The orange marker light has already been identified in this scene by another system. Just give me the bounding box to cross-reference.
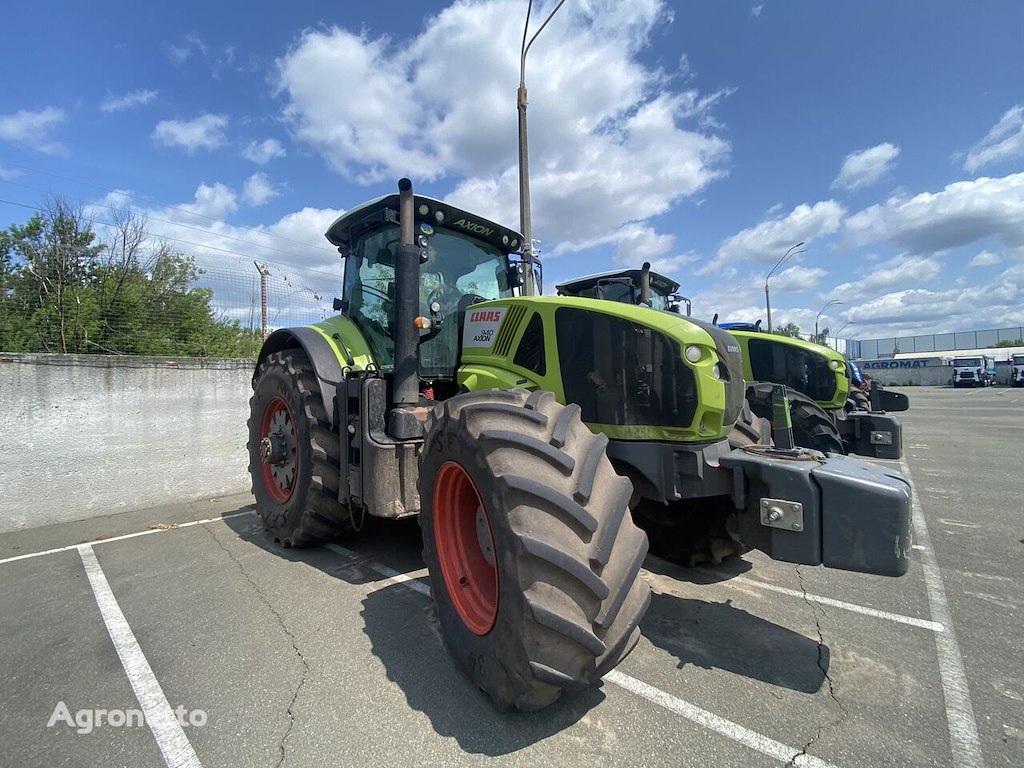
[414,316,432,329]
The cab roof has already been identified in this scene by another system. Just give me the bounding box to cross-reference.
[555,268,680,296]
[325,193,524,255]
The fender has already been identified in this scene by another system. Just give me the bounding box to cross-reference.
[255,327,348,430]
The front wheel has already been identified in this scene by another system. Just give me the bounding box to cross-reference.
[247,350,356,546]
[419,389,651,711]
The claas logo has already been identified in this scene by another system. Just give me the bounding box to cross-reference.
[469,310,503,323]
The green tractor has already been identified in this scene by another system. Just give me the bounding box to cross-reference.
[556,264,908,459]
[248,180,912,712]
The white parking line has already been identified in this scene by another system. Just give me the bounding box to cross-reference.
[604,671,839,768]
[323,542,840,767]
[715,575,945,633]
[79,545,202,768]
[0,510,257,566]
[899,458,985,768]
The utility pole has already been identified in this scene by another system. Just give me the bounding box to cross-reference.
[517,0,566,296]
[815,299,843,343]
[254,261,271,340]
[765,242,805,332]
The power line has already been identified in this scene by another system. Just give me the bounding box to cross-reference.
[0,195,342,282]
[0,176,338,266]
[0,160,341,255]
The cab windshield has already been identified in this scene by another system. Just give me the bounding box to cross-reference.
[954,357,981,367]
[342,223,513,375]
[573,279,673,311]
[1012,355,1024,365]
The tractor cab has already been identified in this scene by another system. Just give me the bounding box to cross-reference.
[326,194,525,388]
[556,266,688,313]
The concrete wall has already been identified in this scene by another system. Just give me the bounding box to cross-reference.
[858,358,1015,386]
[0,354,254,534]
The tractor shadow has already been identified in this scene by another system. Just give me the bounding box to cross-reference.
[639,555,828,694]
[222,512,602,755]
[643,551,755,584]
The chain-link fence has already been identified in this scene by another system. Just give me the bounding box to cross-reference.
[0,252,344,359]
[855,326,1024,359]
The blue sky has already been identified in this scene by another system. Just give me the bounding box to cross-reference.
[2,0,1023,340]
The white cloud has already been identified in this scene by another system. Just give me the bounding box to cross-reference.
[751,5,764,17]
[831,254,942,300]
[964,105,1024,174]
[88,186,342,273]
[831,143,900,191]
[709,200,845,271]
[846,263,1024,335]
[844,172,1024,253]
[164,43,192,66]
[769,265,827,292]
[99,89,158,113]
[968,250,1001,268]
[277,0,730,251]
[0,106,67,154]
[168,182,239,220]
[0,163,22,181]
[241,138,286,164]
[242,173,278,207]
[152,113,229,153]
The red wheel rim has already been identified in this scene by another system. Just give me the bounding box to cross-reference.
[433,461,498,635]
[259,396,298,503]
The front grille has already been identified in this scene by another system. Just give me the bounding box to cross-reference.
[554,308,698,428]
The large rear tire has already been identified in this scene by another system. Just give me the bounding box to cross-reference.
[745,382,846,455]
[248,350,356,546]
[419,389,651,711]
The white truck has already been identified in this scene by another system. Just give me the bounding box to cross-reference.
[1012,354,1024,387]
[952,354,997,388]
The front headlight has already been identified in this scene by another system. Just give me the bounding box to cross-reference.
[684,345,702,363]
[712,364,722,380]
[829,359,842,370]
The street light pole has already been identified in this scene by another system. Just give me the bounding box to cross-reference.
[834,321,854,352]
[764,242,805,332]
[517,0,566,296]
[815,299,844,342]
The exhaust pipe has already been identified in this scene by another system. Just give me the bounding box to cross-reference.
[640,261,651,306]
[392,178,420,410]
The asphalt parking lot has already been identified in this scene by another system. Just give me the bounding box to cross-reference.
[1,385,1020,767]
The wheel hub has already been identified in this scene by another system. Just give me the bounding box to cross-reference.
[433,461,499,635]
[258,397,298,502]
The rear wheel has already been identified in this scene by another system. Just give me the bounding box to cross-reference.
[419,389,651,711]
[248,350,356,546]
[746,382,846,455]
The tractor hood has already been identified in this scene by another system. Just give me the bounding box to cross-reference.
[456,296,745,443]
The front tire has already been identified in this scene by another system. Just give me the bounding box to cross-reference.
[419,389,651,711]
[248,350,356,546]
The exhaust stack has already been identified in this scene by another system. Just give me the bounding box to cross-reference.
[392,178,421,411]
[639,262,651,306]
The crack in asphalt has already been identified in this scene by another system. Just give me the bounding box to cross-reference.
[785,565,848,768]
[205,524,309,768]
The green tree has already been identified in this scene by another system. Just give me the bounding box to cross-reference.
[810,326,830,345]
[1,199,104,352]
[0,200,261,358]
[992,338,1024,348]
[773,322,803,338]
